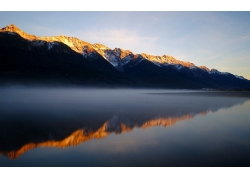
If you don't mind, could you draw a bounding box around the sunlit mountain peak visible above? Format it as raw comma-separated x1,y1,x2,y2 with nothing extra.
92,43,109,50
200,66,210,72
140,53,198,69
0,24,94,54
0,24,248,81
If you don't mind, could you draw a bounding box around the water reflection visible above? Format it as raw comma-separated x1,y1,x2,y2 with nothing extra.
0,113,206,159
0,88,249,161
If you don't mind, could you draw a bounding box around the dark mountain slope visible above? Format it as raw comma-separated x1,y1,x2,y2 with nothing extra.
1,24,250,89
0,32,132,86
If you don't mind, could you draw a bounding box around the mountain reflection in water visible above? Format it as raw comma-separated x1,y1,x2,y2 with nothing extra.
1,113,208,159
0,88,249,164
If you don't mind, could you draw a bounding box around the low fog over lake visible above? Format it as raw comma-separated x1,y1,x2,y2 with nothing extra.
0,88,250,166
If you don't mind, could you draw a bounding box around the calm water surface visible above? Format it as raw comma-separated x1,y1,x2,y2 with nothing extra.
0,88,250,166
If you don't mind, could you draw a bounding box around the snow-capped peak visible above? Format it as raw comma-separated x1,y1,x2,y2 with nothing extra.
1,24,94,55
92,43,109,50
209,68,230,75
200,66,210,73
103,48,135,69
0,24,247,80
140,53,197,71
209,68,220,74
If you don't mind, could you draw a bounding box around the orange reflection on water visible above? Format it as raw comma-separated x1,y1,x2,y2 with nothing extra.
0,110,210,159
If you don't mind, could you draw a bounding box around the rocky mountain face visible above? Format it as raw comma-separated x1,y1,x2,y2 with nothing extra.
0,24,250,88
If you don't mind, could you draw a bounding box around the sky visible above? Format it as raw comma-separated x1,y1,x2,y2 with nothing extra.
0,11,250,79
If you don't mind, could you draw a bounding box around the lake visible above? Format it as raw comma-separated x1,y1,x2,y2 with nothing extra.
0,88,250,166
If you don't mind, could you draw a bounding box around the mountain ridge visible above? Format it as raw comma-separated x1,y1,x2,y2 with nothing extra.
1,24,245,79
1,24,250,88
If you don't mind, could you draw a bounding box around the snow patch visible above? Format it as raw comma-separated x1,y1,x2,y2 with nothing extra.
209,69,230,75
46,42,60,50
120,55,132,66
189,66,198,70
235,75,245,80
105,50,119,67
152,62,162,67
104,50,132,68
162,63,169,67
209,69,220,74
7,32,16,35
174,64,183,70
32,41,46,46
83,51,99,59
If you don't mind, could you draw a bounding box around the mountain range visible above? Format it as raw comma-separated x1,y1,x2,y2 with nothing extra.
1,24,250,89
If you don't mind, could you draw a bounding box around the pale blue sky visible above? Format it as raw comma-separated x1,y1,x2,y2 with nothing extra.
0,12,250,79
